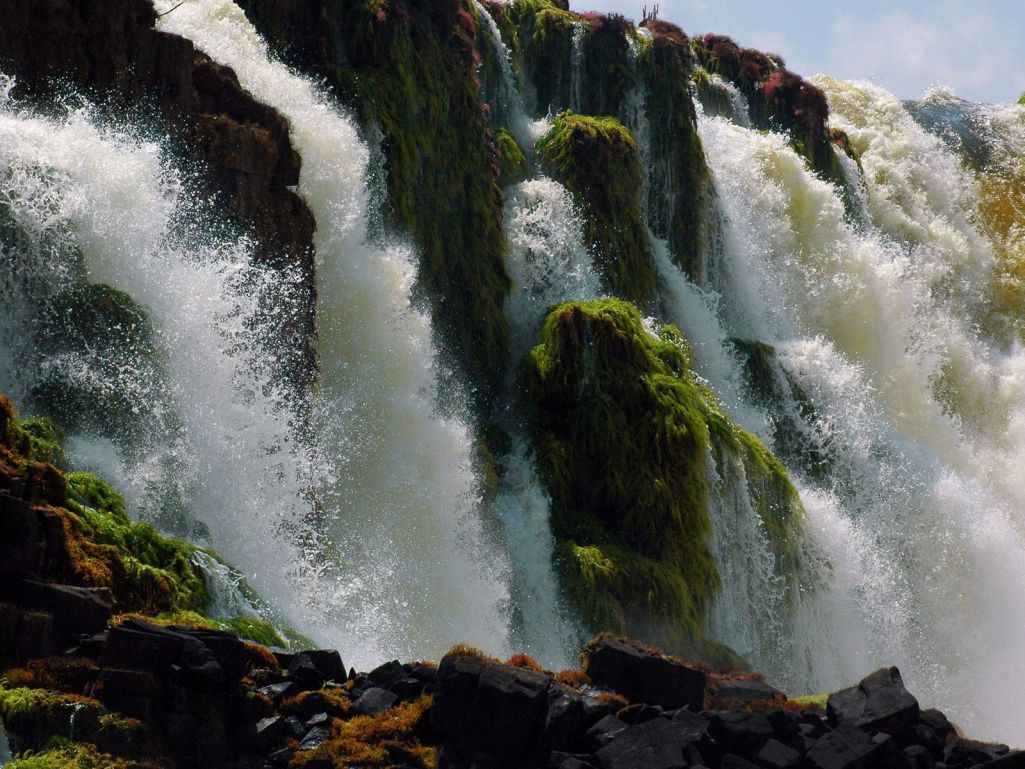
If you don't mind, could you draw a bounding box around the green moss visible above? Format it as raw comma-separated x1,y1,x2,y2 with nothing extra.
0,686,103,752
495,128,528,186
578,15,635,117
63,471,210,614
690,67,734,119
789,692,829,710
536,113,654,303
221,617,287,648
5,742,130,769
525,300,719,648
525,300,804,655
1018,92,1024,106
7,416,65,469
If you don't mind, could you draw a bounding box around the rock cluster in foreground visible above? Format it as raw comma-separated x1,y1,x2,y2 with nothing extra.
2,603,1022,769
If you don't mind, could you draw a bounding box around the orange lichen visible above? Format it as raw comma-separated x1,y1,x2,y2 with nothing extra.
506,653,543,671
445,643,500,663
293,696,434,768
554,669,591,688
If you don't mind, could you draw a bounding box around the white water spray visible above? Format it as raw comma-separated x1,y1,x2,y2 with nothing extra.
689,80,1025,741
156,0,514,666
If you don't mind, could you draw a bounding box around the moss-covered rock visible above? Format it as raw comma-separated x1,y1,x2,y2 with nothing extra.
637,20,713,278
536,113,654,303
691,34,848,194
505,0,582,114
524,299,717,649
3,742,132,769
524,300,804,655
495,127,528,186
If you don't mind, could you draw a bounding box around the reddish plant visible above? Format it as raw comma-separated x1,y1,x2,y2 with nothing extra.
642,18,688,47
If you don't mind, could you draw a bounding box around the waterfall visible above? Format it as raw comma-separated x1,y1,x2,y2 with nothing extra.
688,81,1025,741
0,87,316,628
155,0,514,666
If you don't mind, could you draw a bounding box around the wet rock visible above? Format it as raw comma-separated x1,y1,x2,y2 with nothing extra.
616,703,663,725
432,653,552,765
585,715,629,750
267,746,294,767
978,753,1025,769
255,715,289,750
904,744,935,769
594,717,691,769
303,649,347,683
258,681,299,701
300,725,331,750
755,738,802,769
544,688,588,753
710,678,784,707
18,579,112,649
352,687,399,716
804,722,889,769
287,652,326,691
585,637,705,709
722,755,761,769
709,711,774,754
943,739,1009,767
827,667,918,737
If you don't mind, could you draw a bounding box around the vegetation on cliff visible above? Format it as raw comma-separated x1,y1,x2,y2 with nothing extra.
238,0,512,405
523,300,803,656
536,113,654,304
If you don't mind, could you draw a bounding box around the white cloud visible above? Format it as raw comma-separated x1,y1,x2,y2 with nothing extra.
825,5,1020,102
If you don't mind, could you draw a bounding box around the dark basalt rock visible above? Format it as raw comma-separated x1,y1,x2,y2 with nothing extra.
352,686,399,716
433,652,553,766
710,678,785,707
594,717,690,769
0,0,317,398
586,715,629,750
804,722,891,769
827,667,919,737
585,636,706,709
756,738,802,769
709,710,775,754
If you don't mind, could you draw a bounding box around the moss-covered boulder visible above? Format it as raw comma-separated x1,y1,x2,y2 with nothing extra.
505,0,582,114
524,300,804,656
536,114,654,303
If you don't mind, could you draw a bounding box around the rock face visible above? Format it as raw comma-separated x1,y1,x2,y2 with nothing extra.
0,0,317,395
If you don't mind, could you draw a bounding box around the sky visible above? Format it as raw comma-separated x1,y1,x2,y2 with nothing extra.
568,0,1025,104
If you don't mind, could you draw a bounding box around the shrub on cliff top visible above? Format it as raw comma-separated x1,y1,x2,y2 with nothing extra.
536,113,654,304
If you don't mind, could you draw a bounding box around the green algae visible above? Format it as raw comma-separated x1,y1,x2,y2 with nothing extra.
525,300,805,655
536,113,654,304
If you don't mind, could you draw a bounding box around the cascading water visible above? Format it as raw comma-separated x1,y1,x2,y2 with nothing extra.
0,86,309,626
155,0,515,666
686,76,1025,741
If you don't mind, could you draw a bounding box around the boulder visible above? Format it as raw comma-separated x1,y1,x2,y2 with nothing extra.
709,711,774,754
594,717,690,769
710,678,784,706
586,715,629,750
352,687,398,716
584,637,706,709
431,653,552,765
804,722,890,769
755,738,801,769
827,667,918,736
